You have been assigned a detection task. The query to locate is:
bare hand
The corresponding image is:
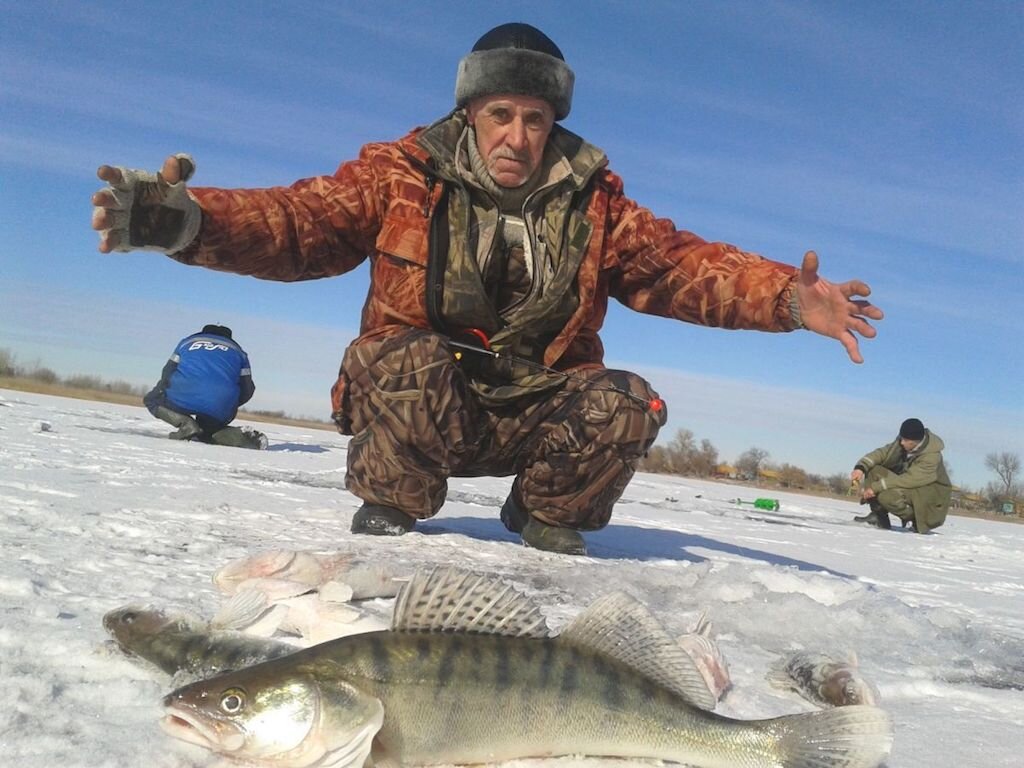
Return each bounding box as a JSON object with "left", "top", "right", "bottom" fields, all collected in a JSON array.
[
  {"left": 861, "top": 487, "right": 876, "bottom": 501},
  {"left": 794, "top": 251, "right": 884, "bottom": 364},
  {"left": 91, "top": 155, "right": 197, "bottom": 253},
  {"left": 850, "top": 468, "right": 865, "bottom": 485}
]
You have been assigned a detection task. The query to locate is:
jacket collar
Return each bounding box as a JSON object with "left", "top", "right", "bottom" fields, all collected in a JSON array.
[{"left": 408, "top": 109, "right": 607, "bottom": 192}]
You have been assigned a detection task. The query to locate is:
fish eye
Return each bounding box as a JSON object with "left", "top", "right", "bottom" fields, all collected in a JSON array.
[
  {"left": 122, "top": 611, "right": 137, "bottom": 624},
  {"left": 220, "top": 688, "right": 246, "bottom": 714}
]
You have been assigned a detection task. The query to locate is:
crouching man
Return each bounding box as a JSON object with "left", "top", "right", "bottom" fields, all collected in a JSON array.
[
  {"left": 144, "top": 324, "right": 267, "bottom": 450},
  {"left": 851, "top": 418, "right": 951, "bottom": 533}
]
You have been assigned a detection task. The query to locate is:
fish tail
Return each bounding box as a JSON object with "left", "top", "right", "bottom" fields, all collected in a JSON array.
[{"left": 770, "top": 705, "right": 893, "bottom": 768}]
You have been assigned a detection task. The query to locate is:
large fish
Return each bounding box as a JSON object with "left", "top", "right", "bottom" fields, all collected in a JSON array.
[
  {"left": 160, "top": 567, "right": 893, "bottom": 768},
  {"left": 768, "top": 651, "right": 880, "bottom": 708}
]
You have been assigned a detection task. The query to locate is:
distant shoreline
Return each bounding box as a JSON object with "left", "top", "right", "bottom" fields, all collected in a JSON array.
[
  {"left": 3, "top": 380, "right": 1018, "bottom": 526},
  {"left": 0, "top": 378, "right": 336, "bottom": 432}
]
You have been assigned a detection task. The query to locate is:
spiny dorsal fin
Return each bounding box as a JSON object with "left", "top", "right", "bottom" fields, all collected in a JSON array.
[
  {"left": 559, "top": 592, "right": 717, "bottom": 711},
  {"left": 690, "top": 609, "right": 711, "bottom": 636},
  {"left": 209, "top": 587, "right": 271, "bottom": 631},
  {"left": 391, "top": 567, "right": 550, "bottom": 638}
]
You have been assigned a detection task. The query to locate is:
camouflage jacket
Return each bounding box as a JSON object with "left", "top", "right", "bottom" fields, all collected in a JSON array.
[
  {"left": 855, "top": 431, "right": 952, "bottom": 531},
  {"left": 172, "top": 112, "right": 802, "bottom": 372},
  {"left": 856, "top": 431, "right": 952, "bottom": 493}
]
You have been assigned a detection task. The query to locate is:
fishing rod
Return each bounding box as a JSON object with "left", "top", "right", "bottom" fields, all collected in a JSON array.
[{"left": 447, "top": 331, "right": 665, "bottom": 414}]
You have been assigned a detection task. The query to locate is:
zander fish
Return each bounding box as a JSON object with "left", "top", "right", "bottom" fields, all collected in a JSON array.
[
  {"left": 103, "top": 599, "right": 299, "bottom": 680},
  {"left": 768, "top": 651, "right": 881, "bottom": 708},
  {"left": 161, "top": 567, "right": 893, "bottom": 768}
]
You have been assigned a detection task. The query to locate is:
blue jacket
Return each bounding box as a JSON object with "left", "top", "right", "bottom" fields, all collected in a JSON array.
[{"left": 162, "top": 332, "right": 254, "bottom": 423}]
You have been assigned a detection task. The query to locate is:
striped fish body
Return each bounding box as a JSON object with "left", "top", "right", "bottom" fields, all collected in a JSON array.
[
  {"left": 162, "top": 569, "right": 893, "bottom": 768},
  {"left": 103, "top": 606, "right": 296, "bottom": 678},
  {"left": 299, "top": 630, "right": 765, "bottom": 766}
]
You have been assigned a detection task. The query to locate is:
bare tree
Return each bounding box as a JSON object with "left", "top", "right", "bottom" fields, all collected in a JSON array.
[
  {"left": 736, "top": 447, "right": 769, "bottom": 481},
  {"left": 691, "top": 438, "right": 719, "bottom": 478},
  {"left": 985, "top": 452, "right": 1021, "bottom": 497},
  {"left": 826, "top": 472, "right": 852, "bottom": 495}
]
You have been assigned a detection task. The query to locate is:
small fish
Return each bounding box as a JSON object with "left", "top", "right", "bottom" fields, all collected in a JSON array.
[
  {"left": 161, "top": 567, "right": 893, "bottom": 768},
  {"left": 768, "top": 651, "right": 881, "bottom": 708},
  {"left": 103, "top": 601, "right": 298, "bottom": 680},
  {"left": 677, "top": 610, "right": 731, "bottom": 703},
  {"left": 213, "top": 549, "right": 405, "bottom": 600}
]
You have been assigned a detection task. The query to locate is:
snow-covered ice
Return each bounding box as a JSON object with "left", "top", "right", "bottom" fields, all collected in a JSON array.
[{"left": 1, "top": 390, "right": 1021, "bottom": 767}]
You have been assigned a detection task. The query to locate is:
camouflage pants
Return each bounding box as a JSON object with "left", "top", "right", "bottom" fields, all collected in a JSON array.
[{"left": 333, "top": 329, "right": 666, "bottom": 530}]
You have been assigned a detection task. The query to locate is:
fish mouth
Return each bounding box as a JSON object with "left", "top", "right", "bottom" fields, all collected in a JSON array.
[{"left": 161, "top": 705, "right": 246, "bottom": 753}]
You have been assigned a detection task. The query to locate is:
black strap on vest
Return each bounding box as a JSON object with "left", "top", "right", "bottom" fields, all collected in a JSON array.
[{"left": 425, "top": 182, "right": 451, "bottom": 334}]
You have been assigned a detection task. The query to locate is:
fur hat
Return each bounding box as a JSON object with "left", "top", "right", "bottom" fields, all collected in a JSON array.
[
  {"left": 899, "top": 418, "right": 925, "bottom": 441},
  {"left": 455, "top": 23, "right": 575, "bottom": 120}
]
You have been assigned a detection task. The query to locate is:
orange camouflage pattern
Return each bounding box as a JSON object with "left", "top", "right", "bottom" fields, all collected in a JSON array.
[{"left": 172, "top": 117, "right": 801, "bottom": 380}]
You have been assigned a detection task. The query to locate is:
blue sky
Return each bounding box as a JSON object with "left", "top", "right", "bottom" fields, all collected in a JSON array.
[{"left": 1, "top": 0, "right": 1021, "bottom": 490}]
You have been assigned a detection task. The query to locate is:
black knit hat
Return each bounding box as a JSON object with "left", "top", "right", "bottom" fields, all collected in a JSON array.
[
  {"left": 899, "top": 418, "right": 925, "bottom": 441},
  {"left": 201, "top": 324, "right": 233, "bottom": 340},
  {"left": 455, "top": 23, "right": 575, "bottom": 120}
]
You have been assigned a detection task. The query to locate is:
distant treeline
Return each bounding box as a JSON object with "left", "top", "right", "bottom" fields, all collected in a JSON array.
[
  {"left": 0, "top": 347, "right": 329, "bottom": 426},
  {"left": 638, "top": 426, "right": 1021, "bottom": 516},
  {"left": 0, "top": 347, "right": 146, "bottom": 397}
]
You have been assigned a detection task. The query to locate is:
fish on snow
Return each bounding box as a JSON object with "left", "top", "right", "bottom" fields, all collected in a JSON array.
[
  {"left": 768, "top": 651, "right": 881, "bottom": 708},
  {"left": 213, "top": 549, "right": 406, "bottom": 600},
  {"left": 103, "top": 598, "right": 299, "bottom": 682},
  {"left": 161, "top": 567, "right": 894, "bottom": 768}
]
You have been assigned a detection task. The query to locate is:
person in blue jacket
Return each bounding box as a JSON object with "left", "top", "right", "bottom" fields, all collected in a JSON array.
[{"left": 144, "top": 324, "right": 266, "bottom": 449}]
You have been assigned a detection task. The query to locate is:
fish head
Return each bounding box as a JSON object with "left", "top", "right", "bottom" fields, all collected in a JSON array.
[
  {"left": 103, "top": 605, "right": 196, "bottom": 654},
  {"left": 214, "top": 550, "right": 329, "bottom": 594},
  {"left": 161, "top": 664, "right": 384, "bottom": 768},
  {"left": 839, "top": 675, "right": 880, "bottom": 706},
  {"left": 214, "top": 550, "right": 301, "bottom": 594}
]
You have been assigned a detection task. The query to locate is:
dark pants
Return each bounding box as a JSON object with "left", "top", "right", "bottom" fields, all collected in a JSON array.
[
  {"left": 333, "top": 329, "right": 666, "bottom": 530},
  {"left": 144, "top": 387, "right": 230, "bottom": 434},
  {"left": 864, "top": 466, "right": 915, "bottom": 524}
]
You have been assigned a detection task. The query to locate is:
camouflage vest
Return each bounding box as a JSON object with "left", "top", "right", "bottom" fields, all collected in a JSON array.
[{"left": 415, "top": 112, "right": 607, "bottom": 404}]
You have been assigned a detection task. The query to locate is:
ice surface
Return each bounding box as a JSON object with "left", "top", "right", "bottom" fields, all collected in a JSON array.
[{"left": 1, "top": 390, "right": 1021, "bottom": 766}]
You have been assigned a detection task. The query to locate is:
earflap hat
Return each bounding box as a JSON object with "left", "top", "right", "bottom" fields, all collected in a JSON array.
[{"left": 455, "top": 22, "right": 575, "bottom": 120}]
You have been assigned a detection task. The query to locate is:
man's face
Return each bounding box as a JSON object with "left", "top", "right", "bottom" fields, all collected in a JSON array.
[
  {"left": 466, "top": 94, "right": 555, "bottom": 188},
  {"left": 899, "top": 437, "right": 921, "bottom": 451}
]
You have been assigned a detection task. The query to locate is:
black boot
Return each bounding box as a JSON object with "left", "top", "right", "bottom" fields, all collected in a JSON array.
[
  {"left": 209, "top": 426, "right": 268, "bottom": 450},
  {"left": 152, "top": 405, "right": 202, "bottom": 441},
  {"left": 521, "top": 518, "right": 588, "bottom": 556},
  {"left": 500, "top": 494, "right": 529, "bottom": 533},
  {"left": 500, "top": 494, "right": 587, "bottom": 556},
  {"left": 351, "top": 504, "right": 416, "bottom": 536},
  {"left": 854, "top": 502, "right": 891, "bottom": 530}
]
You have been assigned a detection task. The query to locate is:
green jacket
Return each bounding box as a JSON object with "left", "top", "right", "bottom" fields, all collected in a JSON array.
[{"left": 856, "top": 431, "right": 952, "bottom": 532}]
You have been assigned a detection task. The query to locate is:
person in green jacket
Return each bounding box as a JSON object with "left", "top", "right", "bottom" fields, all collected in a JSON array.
[{"left": 851, "top": 418, "right": 951, "bottom": 533}]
